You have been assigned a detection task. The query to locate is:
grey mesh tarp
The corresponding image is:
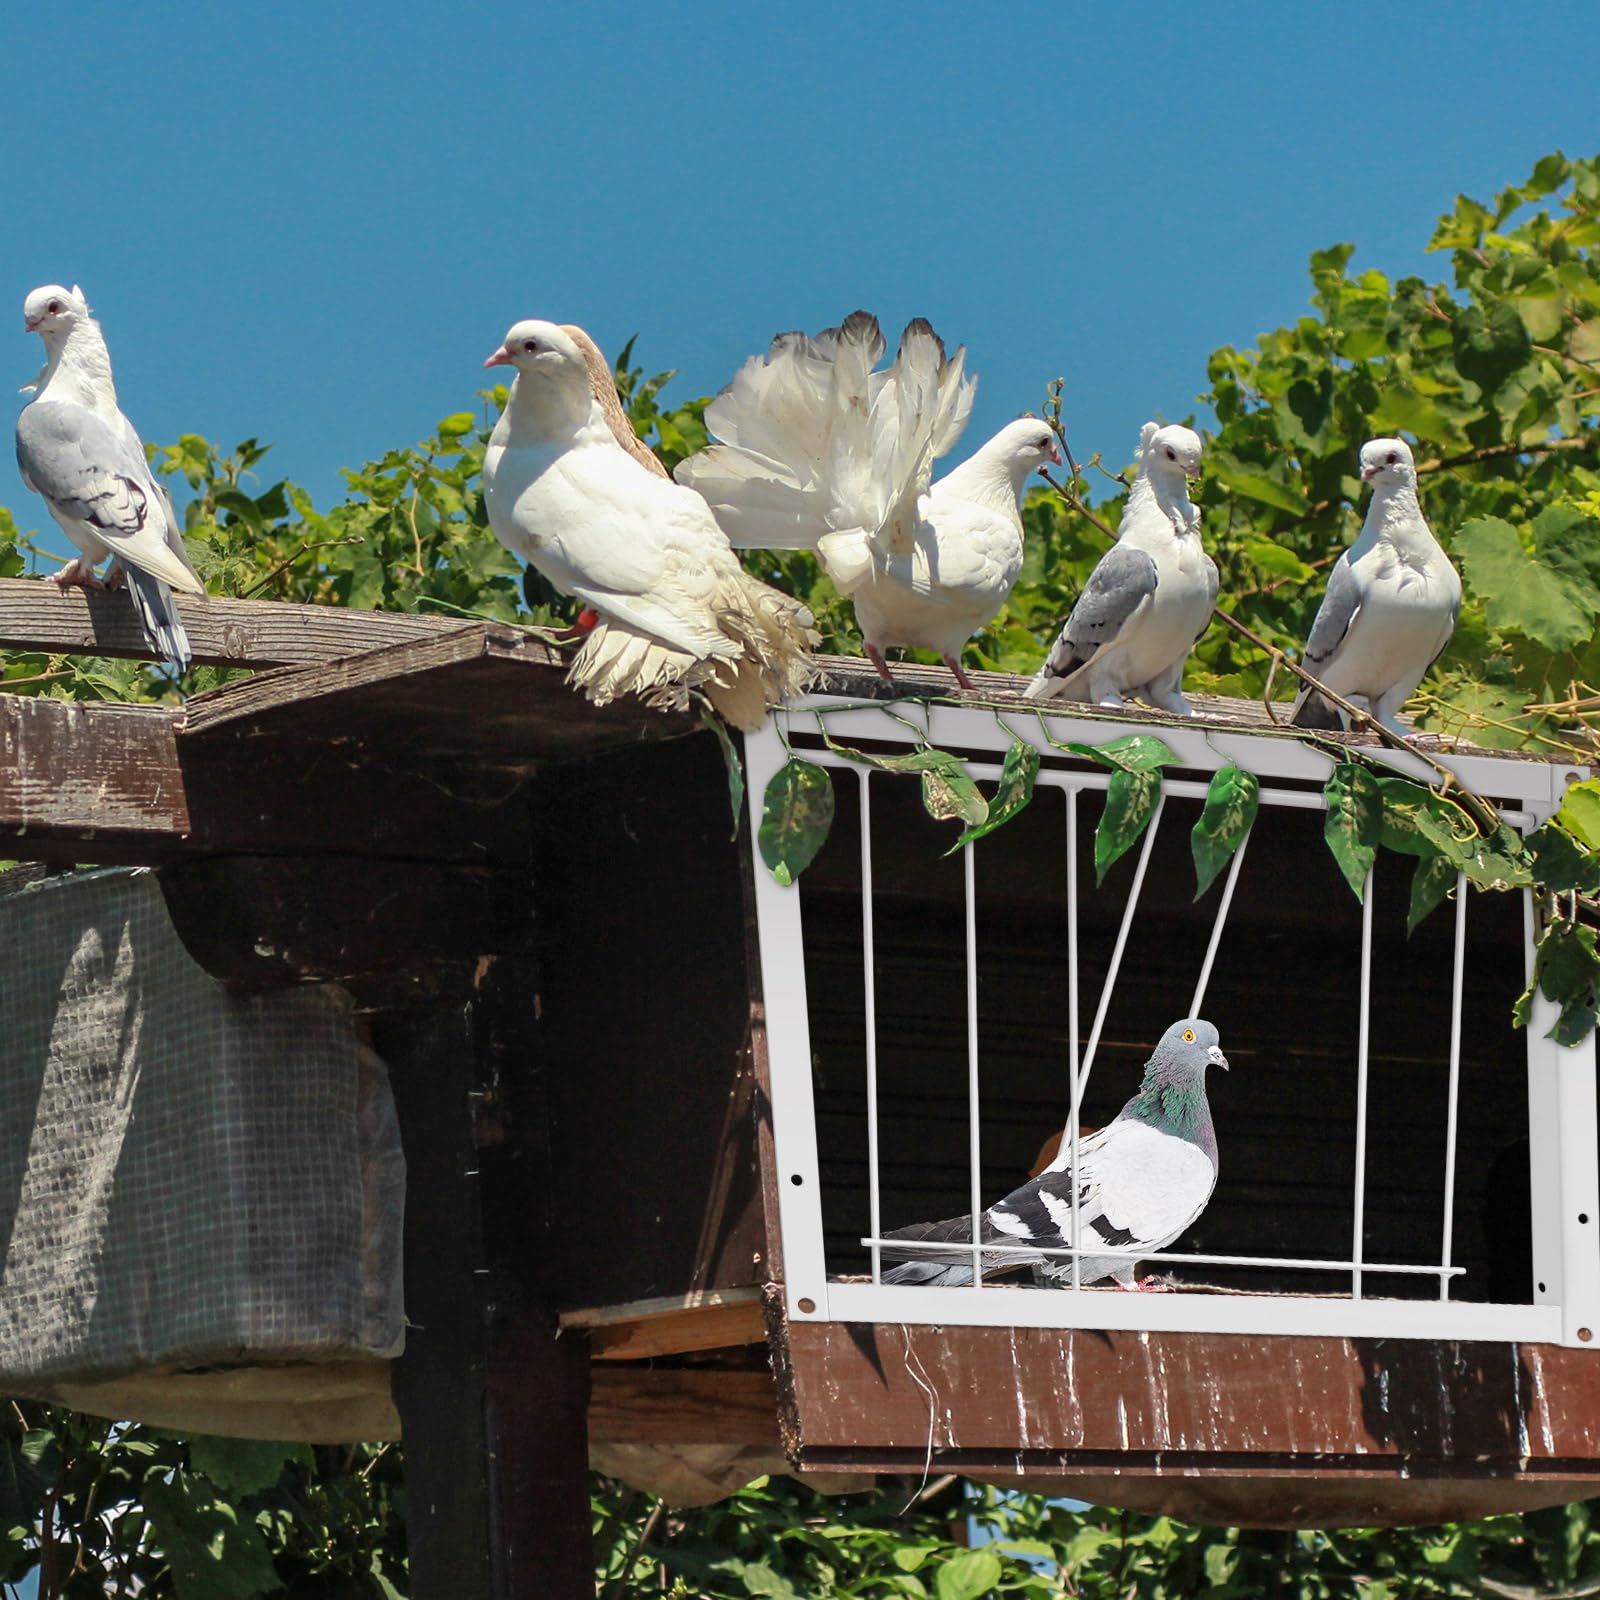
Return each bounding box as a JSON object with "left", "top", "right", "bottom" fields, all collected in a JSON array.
[{"left": 0, "top": 868, "right": 404, "bottom": 1440}]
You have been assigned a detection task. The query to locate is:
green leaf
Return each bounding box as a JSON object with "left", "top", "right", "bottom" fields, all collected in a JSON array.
[
  {"left": 1460, "top": 824, "right": 1535, "bottom": 891},
  {"left": 1528, "top": 822, "right": 1600, "bottom": 894},
  {"left": 188, "top": 1436, "right": 309, "bottom": 1495},
  {"left": 1206, "top": 450, "right": 1310, "bottom": 515},
  {"left": 141, "top": 1474, "right": 281, "bottom": 1600},
  {"left": 1533, "top": 920, "right": 1600, "bottom": 1046},
  {"left": 1191, "top": 765, "right": 1259, "bottom": 898},
  {"left": 1408, "top": 853, "right": 1459, "bottom": 933},
  {"left": 935, "top": 1548, "right": 1003, "bottom": 1600},
  {"left": 1454, "top": 516, "right": 1598, "bottom": 652},
  {"left": 1096, "top": 768, "right": 1162, "bottom": 884},
  {"left": 1375, "top": 777, "right": 1476, "bottom": 860},
  {"left": 1324, "top": 762, "right": 1383, "bottom": 899},
  {"left": 736, "top": 1559, "right": 802, "bottom": 1599},
  {"left": 951, "top": 739, "right": 1039, "bottom": 851},
  {"left": 1242, "top": 538, "right": 1315, "bottom": 582},
  {"left": 1559, "top": 779, "right": 1600, "bottom": 849},
  {"left": 437, "top": 411, "right": 476, "bottom": 438},
  {"left": 922, "top": 759, "right": 989, "bottom": 827},
  {"left": 1451, "top": 299, "right": 1533, "bottom": 399},
  {"left": 704, "top": 716, "right": 746, "bottom": 841},
  {"left": 757, "top": 759, "right": 835, "bottom": 887},
  {"left": 1055, "top": 732, "right": 1181, "bottom": 773}
]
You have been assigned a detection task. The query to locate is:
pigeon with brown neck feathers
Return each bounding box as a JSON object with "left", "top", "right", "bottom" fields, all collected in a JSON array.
[{"left": 880, "top": 1018, "right": 1228, "bottom": 1290}]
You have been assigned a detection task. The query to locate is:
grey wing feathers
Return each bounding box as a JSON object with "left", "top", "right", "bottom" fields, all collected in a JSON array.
[
  {"left": 1032, "top": 543, "right": 1159, "bottom": 685},
  {"left": 1290, "top": 556, "right": 1362, "bottom": 729},
  {"left": 17, "top": 403, "right": 155, "bottom": 538}
]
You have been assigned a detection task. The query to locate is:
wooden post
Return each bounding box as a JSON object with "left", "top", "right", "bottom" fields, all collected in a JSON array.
[{"left": 379, "top": 961, "right": 598, "bottom": 1600}]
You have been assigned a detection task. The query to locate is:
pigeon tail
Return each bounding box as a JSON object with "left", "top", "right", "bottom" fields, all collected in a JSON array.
[
  {"left": 567, "top": 571, "right": 818, "bottom": 732},
  {"left": 1290, "top": 689, "right": 1344, "bottom": 731},
  {"left": 123, "top": 566, "right": 192, "bottom": 672}
]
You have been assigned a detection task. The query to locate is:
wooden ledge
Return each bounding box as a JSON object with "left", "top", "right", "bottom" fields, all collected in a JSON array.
[{"left": 562, "top": 1290, "right": 766, "bottom": 1361}]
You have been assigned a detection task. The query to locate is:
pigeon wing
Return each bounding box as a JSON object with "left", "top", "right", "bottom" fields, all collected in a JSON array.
[
  {"left": 1025, "top": 543, "right": 1159, "bottom": 697},
  {"left": 1290, "top": 555, "right": 1363, "bottom": 728},
  {"left": 17, "top": 402, "right": 200, "bottom": 593}
]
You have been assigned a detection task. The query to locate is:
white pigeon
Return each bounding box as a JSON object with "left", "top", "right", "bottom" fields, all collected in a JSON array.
[
  {"left": 880, "top": 1018, "right": 1227, "bottom": 1290},
  {"left": 1025, "top": 423, "right": 1215, "bottom": 714},
  {"left": 674, "top": 313, "right": 1059, "bottom": 688},
  {"left": 15, "top": 285, "right": 203, "bottom": 670},
  {"left": 1291, "top": 437, "right": 1461, "bottom": 739},
  {"left": 481, "top": 319, "right": 818, "bottom": 731}
]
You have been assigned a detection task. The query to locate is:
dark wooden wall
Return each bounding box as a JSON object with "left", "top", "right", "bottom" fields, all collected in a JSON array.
[{"left": 796, "top": 766, "right": 1531, "bottom": 1301}]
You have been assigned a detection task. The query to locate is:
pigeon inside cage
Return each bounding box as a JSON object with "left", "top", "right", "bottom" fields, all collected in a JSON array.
[{"left": 790, "top": 755, "right": 1534, "bottom": 1308}]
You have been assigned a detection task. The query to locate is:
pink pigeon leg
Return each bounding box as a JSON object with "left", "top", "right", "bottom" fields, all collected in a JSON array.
[
  {"left": 942, "top": 653, "right": 976, "bottom": 691},
  {"left": 46, "top": 559, "right": 106, "bottom": 591},
  {"left": 865, "top": 642, "right": 895, "bottom": 683},
  {"left": 104, "top": 562, "right": 129, "bottom": 591}
]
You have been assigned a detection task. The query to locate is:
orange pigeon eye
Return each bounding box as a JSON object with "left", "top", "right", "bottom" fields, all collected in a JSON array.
[{"left": 1183, "top": 1028, "right": 1195, "bottom": 1043}]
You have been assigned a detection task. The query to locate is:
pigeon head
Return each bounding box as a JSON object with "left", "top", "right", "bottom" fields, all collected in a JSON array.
[
  {"left": 483, "top": 319, "right": 586, "bottom": 382},
  {"left": 1149, "top": 1016, "right": 1228, "bottom": 1077},
  {"left": 1360, "top": 437, "right": 1416, "bottom": 488},
  {"left": 1140, "top": 423, "right": 1204, "bottom": 484},
  {"left": 22, "top": 284, "right": 89, "bottom": 339},
  {"left": 992, "top": 418, "right": 1062, "bottom": 483}
]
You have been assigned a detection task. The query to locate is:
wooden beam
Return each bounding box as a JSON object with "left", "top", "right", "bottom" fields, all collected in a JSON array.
[
  {"left": 561, "top": 1290, "right": 766, "bottom": 1360},
  {"left": 587, "top": 1366, "right": 781, "bottom": 1448},
  {"left": 0, "top": 577, "right": 471, "bottom": 669}
]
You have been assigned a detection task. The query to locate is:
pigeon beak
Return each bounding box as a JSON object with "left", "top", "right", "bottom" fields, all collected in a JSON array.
[
  {"left": 23, "top": 316, "right": 41, "bottom": 334},
  {"left": 1185, "top": 464, "right": 1202, "bottom": 482},
  {"left": 1206, "top": 1044, "right": 1229, "bottom": 1071},
  {"left": 1047, "top": 443, "right": 1063, "bottom": 468},
  {"left": 483, "top": 347, "right": 514, "bottom": 370},
  {"left": 1362, "top": 465, "right": 1380, "bottom": 482}
]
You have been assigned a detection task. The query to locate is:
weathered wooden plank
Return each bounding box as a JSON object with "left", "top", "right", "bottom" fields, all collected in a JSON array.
[
  {"left": 0, "top": 577, "right": 470, "bottom": 668},
  {"left": 775, "top": 1320, "right": 1600, "bottom": 1472},
  {"left": 587, "top": 1366, "right": 780, "bottom": 1447},
  {"left": 0, "top": 695, "right": 186, "bottom": 862},
  {"left": 561, "top": 1289, "right": 766, "bottom": 1360}
]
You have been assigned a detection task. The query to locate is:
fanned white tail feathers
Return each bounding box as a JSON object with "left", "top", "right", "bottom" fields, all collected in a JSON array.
[
  {"left": 677, "top": 311, "right": 975, "bottom": 571},
  {"left": 567, "top": 570, "right": 819, "bottom": 732}
]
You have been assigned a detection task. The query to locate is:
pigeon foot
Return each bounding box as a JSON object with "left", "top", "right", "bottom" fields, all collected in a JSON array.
[{"left": 47, "top": 560, "right": 106, "bottom": 591}]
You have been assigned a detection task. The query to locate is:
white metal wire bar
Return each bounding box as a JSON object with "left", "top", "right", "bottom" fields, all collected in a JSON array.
[
  {"left": 1188, "top": 828, "right": 1253, "bottom": 1018},
  {"left": 1352, "top": 869, "right": 1375, "bottom": 1300},
  {"left": 1080, "top": 793, "right": 1167, "bottom": 1089},
  {"left": 1067, "top": 789, "right": 1082, "bottom": 1290},
  {"left": 860, "top": 770, "right": 882, "bottom": 1286},
  {"left": 964, "top": 841, "right": 983, "bottom": 1285},
  {"left": 1439, "top": 872, "right": 1468, "bottom": 1301},
  {"left": 859, "top": 1235, "right": 1467, "bottom": 1277}
]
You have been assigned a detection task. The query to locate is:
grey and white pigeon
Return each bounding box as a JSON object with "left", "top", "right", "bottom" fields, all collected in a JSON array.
[
  {"left": 1024, "top": 423, "right": 1216, "bottom": 714},
  {"left": 16, "top": 285, "right": 203, "bottom": 670},
  {"left": 880, "top": 1017, "right": 1227, "bottom": 1290},
  {"left": 1291, "top": 437, "right": 1461, "bottom": 739},
  {"left": 675, "top": 313, "right": 1058, "bottom": 688},
  {"left": 482, "top": 319, "right": 819, "bottom": 730}
]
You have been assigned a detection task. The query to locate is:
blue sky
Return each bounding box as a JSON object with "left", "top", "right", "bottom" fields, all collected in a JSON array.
[{"left": 2, "top": 1, "right": 1597, "bottom": 544}]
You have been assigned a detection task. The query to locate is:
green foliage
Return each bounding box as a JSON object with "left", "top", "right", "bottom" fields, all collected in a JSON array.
[
  {"left": 952, "top": 739, "right": 1040, "bottom": 851},
  {"left": 1323, "top": 762, "right": 1384, "bottom": 899},
  {"left": 0, "top": 1404, "right": 403, "bottom": 1598}
]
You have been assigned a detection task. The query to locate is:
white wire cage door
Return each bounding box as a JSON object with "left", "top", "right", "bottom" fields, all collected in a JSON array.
[{"left": 747, "top": 697, "right": 1600, "bottom": 1349}]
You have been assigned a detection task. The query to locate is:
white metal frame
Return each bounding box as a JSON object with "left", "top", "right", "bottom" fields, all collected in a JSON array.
[{"left": 748, "top": 695, "right": 1600, "bottom": 1347}]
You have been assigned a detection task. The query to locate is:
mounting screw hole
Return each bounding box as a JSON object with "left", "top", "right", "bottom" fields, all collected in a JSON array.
[
  {"left": 1581, "top": 1213, "right": 1590, "bottom": 1225},
  {"left": 1566, "top": 772, "right": 1583, "bottom": 786},
  {"left": 1582, "top": 1327, "right": 1594, "bottom": 1343},
  {"left": 797, "top": 1297, "right": 816, "bottom": 1314},
  {"left": 1539, "top": 1282, "right": 1548, "bottom": 1293},
  {"left": 790, "top": 1173, "right": 804, "bottom": 1187}
]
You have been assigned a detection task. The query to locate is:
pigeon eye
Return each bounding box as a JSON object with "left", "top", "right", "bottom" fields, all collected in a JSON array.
[
  {"left": 1165, "top": 448, "right": 1176, "bottom": 460},
  {"left": 47, "top": 301, "right": 62, "bottom": 315},
  {"left": 1386, "top": 451, "right": 1399, "bottom": 464},
  {"left": 1183, "top": 1028, "right": 1196, "bottom": 1043}
]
